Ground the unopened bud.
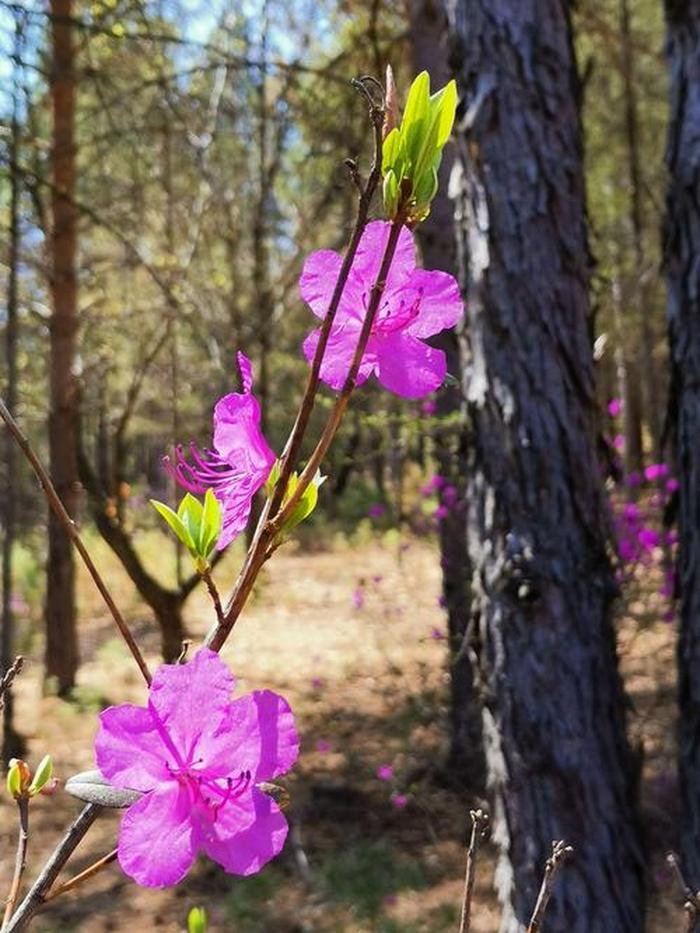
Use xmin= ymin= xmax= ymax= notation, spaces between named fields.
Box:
xmin=383 ymin=65 xmax=399 ymax=140
xmin=6 ymin=758 xmax=31 ymax=799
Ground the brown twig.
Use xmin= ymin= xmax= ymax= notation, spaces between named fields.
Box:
xmin=0 ymin=657 xmax=23 ymax=713
xmin=203 ymin=77 xmax=386 ymax=651
xmin=201 ymin=571 xmax=224 ymax=628
xmin=0 ymin=398 xmax=151 ymax=686
xmin=667 ymin=851 xmax=700 ymax=930
xmin=527 ymin=840 xmax=573 ymax=933
xmin=458 ymin=808 xmax=489 ymax=933
xmin=43 ymin=847 xmax=117 ymax=903
xmin=2 ymin=797 xmax=28 ymax=930
xmin=5 ymin=803 xmax=101 ymax=932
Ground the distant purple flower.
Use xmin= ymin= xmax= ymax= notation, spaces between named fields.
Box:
xmin=352 ymin=587 xmax=365 ymax=610
xmin=165 ymin=353 xmax=275 ymax=549
xmin=442 ymin=485 xmax=458 ymax=506
xmin=377 ymin=765 xmax=394 ymax=781
xmin=95 ymin=649 xmax=298 ymax=888
xmin=372 ymin=575 xmax=383 ymax=585
xmin=626 ymin=471 xmax=642 ymax=488
xmin=390 ymin=793 xmax=408 ymax=809
xmin=607 ymin=398 xmax=623 ymax=417
xmin=612 ymin=434 xmax=625 ymax=452
xmin=663 ymin=610 xmax=676 ymax=624
xmin=434 ymin=505 xmax=449 ymax=521
xmin=638 ymin=527 xmax=660 ymax=551
xmin=368 ymin=503 xmax=386 ymax=518
xmin=316 ymin=740 xmax=332 ymax=754
xmin=619 ymin=538 xmax=636 ymax=563
xmin=430 ymin=627 xmax=445 ymax=641
xmin=421 ymin=399 xmax=437 ymax=416
xmin=301 ymin=222 xmax=463 ymax=399
xmin=437 ymin=595 xmax=447 ymax=609
xmin=666 ymin=477 xmax=679 ymax=493
xmin=645 ymin=463 xmax=670 ymax=482
xmin=310 ymin=677 xmax=325 ymax=691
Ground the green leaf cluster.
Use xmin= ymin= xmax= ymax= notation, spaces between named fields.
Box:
xmin=382 ymin=72 xmax=457 ymax=225
xmin=151 ymin=490 xmax=222 ymax=573
xmin=6 ymin=755 xmax=53 ymax=800
xmin=265 ymin=460 xmax=326 ymax=541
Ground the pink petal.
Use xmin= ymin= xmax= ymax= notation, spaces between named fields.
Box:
xmin=148 ymin=649 xmax=237 ymax=769
xmin=299 ymin=249 xmax=365 ymax=322
xmin=352 ymin=221 xmax=415 ymax=294
xmin=216 ymin=482 xmax=256 ymax=550
xmin=96 ymin=704 xmax=170 ymax=792
xmin=404 ymin=269 xmax=464 ymax=338
xmin=199 ymin=787 xmax=288 ymax=876
xmin=226 ymin=690 xmax=299 ymax=782
xmin=118 ymin=783 xmax=197 ymax=887
xmin=303 ymin=327 xmax=374 ymax=392
xmin=213 ymin=392 xmax=275 ymax=480
xmin=237 ymin=351 xmax=253 ymax=393
xmin=375 ymin=334 xmax=447 ymax=398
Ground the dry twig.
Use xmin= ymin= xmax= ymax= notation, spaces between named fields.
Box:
xmin=527 ymin=840 xmax=573 ymax=933
xmin=458 ymin=808 xmax=489 ymax=933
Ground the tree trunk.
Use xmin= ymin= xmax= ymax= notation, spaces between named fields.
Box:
xmin=1 ymin=9 xmax=25 ymax=762
xmin=408 ymin=0 xmax=485 ymax=791
xmin=445 ymin=2 xmax=644 ymax=929
xmin=663 ymin=0 xmax=700 ymax=887
xmin=46 ymin=0 xmax=79 ymax=695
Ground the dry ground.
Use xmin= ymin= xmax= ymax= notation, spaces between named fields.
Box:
xmin=0 ymin=531 xmax=683 ymax=931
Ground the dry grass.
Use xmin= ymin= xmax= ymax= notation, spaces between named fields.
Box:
xmin=0 ymin=532 xmax=682 ymax=931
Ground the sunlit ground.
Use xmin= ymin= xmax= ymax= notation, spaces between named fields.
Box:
xmin=0 ymin=529 xmax=681 ymax=931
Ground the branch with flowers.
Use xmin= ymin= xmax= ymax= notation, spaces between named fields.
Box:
xmin=0 ymin=68 xmax=476 ymax=930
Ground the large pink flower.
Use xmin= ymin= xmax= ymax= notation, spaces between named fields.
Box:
xmin=95 ymin=649 xmax=298 ymax=888
xmin=165 ymin=352 xmax=275 ymax=548
xmin=301 ymin=221 xmax=463 ymax=399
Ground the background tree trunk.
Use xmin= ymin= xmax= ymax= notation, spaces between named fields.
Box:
xmin=663 ymin=0 xmax=700 ymax=887
xmin=408 ymin=0 xmax=485 ymax=791
xmin=46 ymin=0 xmax=79 ymax=695
xmin=1 ymin=8 xmax=25 ymax=762
xmin=444 ymin=1 xmax=644 ymax=928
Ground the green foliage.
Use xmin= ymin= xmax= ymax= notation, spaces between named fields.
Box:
xmin=151 ymin=491 xmax=222 ymax=572
xmin=186 ymin=907 xmax=207 ymax=933
xmin=265 ymin=460 xmax=326 ymax=541
xmin=382 ymin=71 xmax=457 ymax=224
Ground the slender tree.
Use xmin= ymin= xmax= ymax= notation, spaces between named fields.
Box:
xmin=444 ymin=1 xmax=644 ymax=928
xmin=46 ymin=0 xmax=79 ymax=693
xmin=663 ymin=0 xmax=700 ymax=887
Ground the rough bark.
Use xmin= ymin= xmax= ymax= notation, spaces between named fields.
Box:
xmin=46 ymin=0 xmax=79 ymax=694
xmin=663 ymin=0 xmax=700 ymax=887
xmin=408 ymin=0 xmax=485 ymax=790
xmin=444 ymin=2 xmax=645 ymax=929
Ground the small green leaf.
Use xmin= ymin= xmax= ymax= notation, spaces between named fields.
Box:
xmin=188 ymin=907 xmax=208 ymax=933
xmin=265 ymin=459 xmax=281 ymax=497
xmin=402 ymin=71 xmax=430 ymax=131
xmin=151 ymin=499 xmax=196 ymax=552
xmin=432 ymin=78 xmax=458 ymax=148
xmin=383 ymin=170 xmax=399 ymax=218
xmin=6 ymin=760 xmax=23 ymax=799
xmin=28 ymin=755 xmax=53 ymax=797
xmin=382 ymin=127 xmax=401 ymax=172
xmin=200 ymin=489 xmax=222 ymax=558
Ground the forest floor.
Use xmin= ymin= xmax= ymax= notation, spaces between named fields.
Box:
xmin=0 ymin=531 xmax=682 ymax=932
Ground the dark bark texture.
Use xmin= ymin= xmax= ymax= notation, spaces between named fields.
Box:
xmin=663 ymin=0 xmax=700 ymax=887
xmin=408 ymin=0 xmax=485 ymax=791
xmin=444 ymin=2 xmax=644 ymax=929
xmin=46 ymin=0 xmax=79 ymax=694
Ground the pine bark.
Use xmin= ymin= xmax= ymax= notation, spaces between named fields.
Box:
xmin=46 ymin=0 xmax=79 ymax=694
xmin=663 ymin=0 xmax=700 ymax=887
xmin=445 ymin=2 xmax=644 ymax=929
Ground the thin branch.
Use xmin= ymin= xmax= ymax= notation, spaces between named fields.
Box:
xmin=458 ymin=809 xmax=489 ymax=933
xmin=0 ymin=657 xmax=23 ymax=713
xmin=201 ymin=571 xmax=225 ymax=628
xmin=202 ymin=77 xmax=386 ymax=651
xmin=43 ymin=847 xmax=117 ymax=903
xmin=2 ymin=797 xmax=28 ymax=930
xmin=0 ymin=398 xmax=151 ymax=686
xmin=527 ymin=840 xmax=573 ymax=933
xmin=5 ymin=803 xmax=101 ymax=933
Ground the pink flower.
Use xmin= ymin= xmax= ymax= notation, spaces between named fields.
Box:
xmin=434 ymin=505 xmax=449 ymax=521
xmin=626 ymin=472 xmax=642 ymax=487
xmin=607 ymin=398 xmax=622 ymax=417
xmin=301 ymin=221 xmax=463 ymax=399
xmin=422 ymin=399 xmax=437 ymax=416
xmin=667 ymin=478 xmax=679 ymax=493
xmin=352 ymin=587 xmax=365 ymax=610
xmin=390 ymin=793 xmax=408 ymax=809
xmin=377 ymin=764 xmax=394 ymax=781
xmin=310 ymin=677 xmax=325 ymax=691
xmin=316 ymin=739 xmax=332 ymax=754
xmin=165 ymin=353 xmax=275 ymax=549
xmin=430 ymin=627 xmax=445 ymax=641
xmin=368 ymin=503 xmax=386 ymax=518
xmin=612 ymin=434 xmax=625 ymax=451
xmin=645 ymin=463 xmax=670 ymax=482
xmin=95 ymin=649 xmax=298 ymax=888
